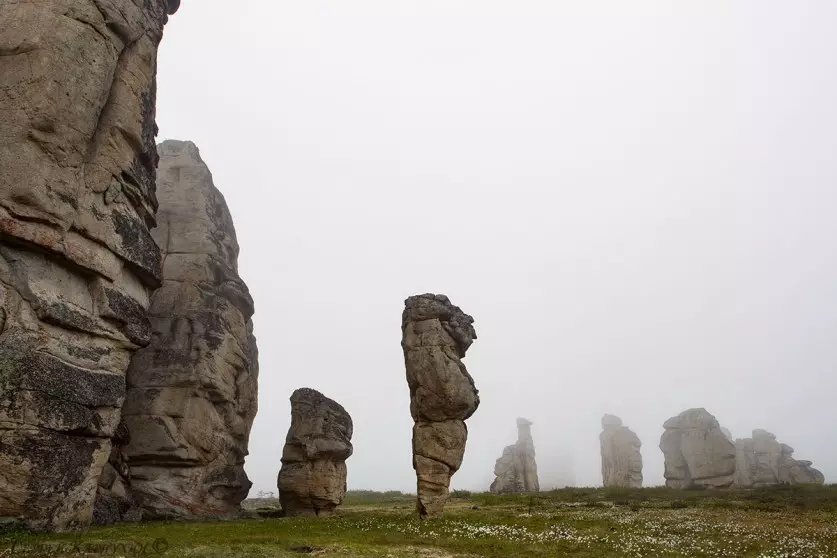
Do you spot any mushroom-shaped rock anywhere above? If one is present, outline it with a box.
[600,414,643,488]
[402,294,480,518]
[277,389,354,516]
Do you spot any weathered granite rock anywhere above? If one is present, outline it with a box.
[659,408,735,489]
[402,293,479,518]
[277,388,353,516]
[735,430,824,487]
[0,0,178,531]
[116,141,259,520]
[600,414,643,488]
[490,418,539,493]
[778,444,825,485]
[93,421,140,525]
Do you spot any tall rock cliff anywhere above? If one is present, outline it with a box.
[490,418,539,493]
[402,294,479,519]
[600,414,643,488]
[114,140,259,520]
[0,0,178,531]
[659,408,736,489]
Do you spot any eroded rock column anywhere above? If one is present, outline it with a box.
[0,0,178,531]
[600,414,643,488]
[277,388,353,516]
[115,141,259,520]
[402,294,479,518]
[490,418,539,493]
[659,408,735,489]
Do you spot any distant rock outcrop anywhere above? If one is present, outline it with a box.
[277,388,353,516]
[600,414,643,488]
[114,141,259,520]
[0,0,178,531]
[735,430,824,487]
[659,408,735,489]
[490,418,540,493]
[402,294,480,519]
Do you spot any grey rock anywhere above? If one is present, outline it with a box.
[277,388,353,516]
[0,0,177,531]
[659,408,735,489]
[600,414,643,488]
[114,141,259,520]
[402,294,479,518]
[490,418,540,493]
[735,430,824,487]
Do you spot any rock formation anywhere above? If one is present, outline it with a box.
[112,141,258,520]
[734,430,824,487]
[600,414,643,488]
[659,408,736,489]
[0,0,178,531]
[490,418,539,493]
[402,293,480,519]
[93,421,140,525]
[277,388,353,516]
[778,444,825,484]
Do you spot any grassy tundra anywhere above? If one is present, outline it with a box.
[3,485,837,557]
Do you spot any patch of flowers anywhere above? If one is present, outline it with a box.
[341,505,836,557]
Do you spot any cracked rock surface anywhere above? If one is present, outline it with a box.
[0,0,177,531]
[402,294,479,518]
[114,141,259,520]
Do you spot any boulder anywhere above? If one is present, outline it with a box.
[0,0,177,531]
[402,294,479,518]
[490,418,539,493]
[115,141,259,520]
[277,388,353,516]
[659,408,735,489]
[735,431,824,486]
[600,414,643,488]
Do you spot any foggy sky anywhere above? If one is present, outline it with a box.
[155,1,837,494]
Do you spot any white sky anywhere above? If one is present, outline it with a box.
[156,1,837,493]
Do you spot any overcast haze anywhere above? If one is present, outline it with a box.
[155,1,837,494]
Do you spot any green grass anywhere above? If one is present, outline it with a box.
[3,486,837,557]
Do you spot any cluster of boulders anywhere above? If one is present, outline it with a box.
[734,429,824,487]
[490,418,540,493]
[593,408,824,491]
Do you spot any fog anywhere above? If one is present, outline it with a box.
[155,1,837,494]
